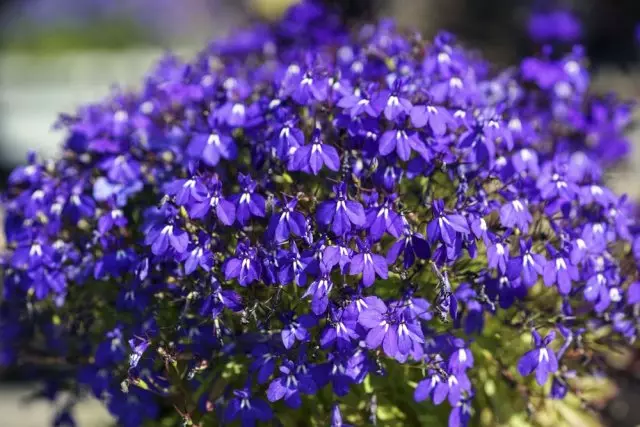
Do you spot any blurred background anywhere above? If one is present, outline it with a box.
[1,0,640,425]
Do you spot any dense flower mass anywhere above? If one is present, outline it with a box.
[1,2,639,426]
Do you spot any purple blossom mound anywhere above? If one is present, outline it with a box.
[1,1,640,426]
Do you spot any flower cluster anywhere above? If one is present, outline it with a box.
[1,2,639,426]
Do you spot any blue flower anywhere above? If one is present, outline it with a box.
[187,130,237,167]
[517,330,558,385]
[281,312,316,349]
[267,197,307,242]
[267,359,318,408]
[316,182,366,236]
[378,128,430,162]
[224,388,273,427]
[144,222,189,256]
[428,200,470,247]
[319,304,359,350]
[349,238,388,287]
[291,129,341,175]
[224,241,261,286]
[230,174,266,226]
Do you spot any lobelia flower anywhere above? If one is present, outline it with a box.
[230,174,266,226]
[316,182,366,236]
[518,330,558,385]
[225,388,273,427]
[144,221,189,256]
[414,369,472,406]
[499,198,533,232]
[428,200,470,247]
[322,239,353,274]
[291,129,341,175]
[164,177,207,206]
[386,228,431,268]
[509,240,546,287]
[278,242,309,286]
[358,297,423,359]
[365,193,404,241]
[348,238,388,287]
[320,304,359,349]
[378,128,431,162]
[543,246,578,295]
[188,178,236,226]
[98,209,127,234]
[128,337,150,369]
[250,344,280,385]
[302,270,334,315]
[224,241,261,286]
[280,311,316,349]
[267,197,307,242]
[267,359,318,408]
[448,394,473,427]
[187,129,237,167]
[330,404,352,427]
[487,239,510,273]
[337,86,381,118]
[410,103,455,136]
[182,242,213,275]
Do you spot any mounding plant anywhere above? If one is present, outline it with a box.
[1,1,639,426]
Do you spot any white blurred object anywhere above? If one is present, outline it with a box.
[0,384,113,427]
[0,48,196,166]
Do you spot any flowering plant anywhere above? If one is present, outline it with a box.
[2,2,639,426]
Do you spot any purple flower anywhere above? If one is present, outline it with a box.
[267,198,307,242]
[11,240,53,270]
[487,241,510,273]
[375,88,412,121]
[267,359,318,408]
[499,199,532,232]
[518,330,558,385]
[165,177,207,206]
[144,223,189,256]
[302,271,333,315]
[414,370,471,406]
[281,312,316,349]
[410,104,454,136]
[337,87,380,118]
[319,304,359,349]
[188,179,236,226]
[386,229,431,268]
[509,240,545,287]
[543,248,578,295]
[97,209,127,235]
[224,241,261,286]
[365,194,403,241]
[291,130,340,175]
[627,282,640,305]
[230,174,266,226]
[250,344,279,385]
[183,243,213,275]
[322,240,353,274]
[289,69,329,105]
[187,131,237,167]
[331,404,352,427]
[378,129,430,162]
[428,200,470,247]
[278,242,309,286]
[349,239,388,287]
[273,121,305,159]
[128,337,150,369]
[225,388,273,427]
[358,297,424,359]
[316,182,366,236]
